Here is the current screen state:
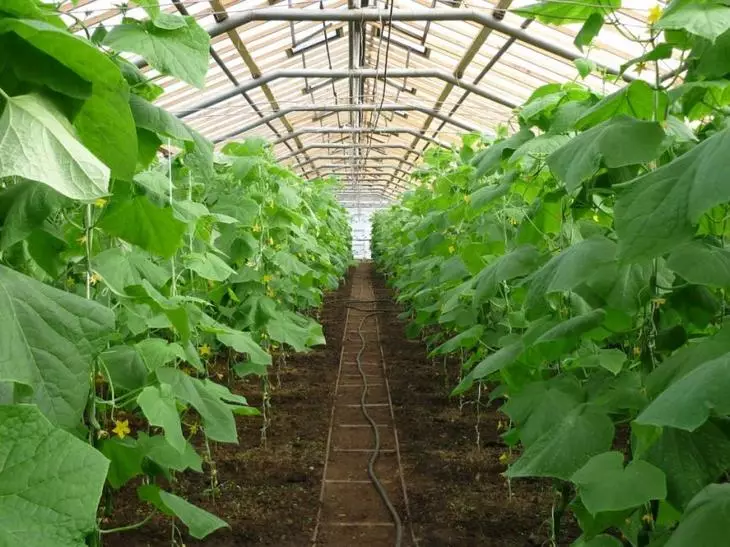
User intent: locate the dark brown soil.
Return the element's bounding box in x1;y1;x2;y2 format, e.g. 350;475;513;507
102;269;354;547
371;264;576;547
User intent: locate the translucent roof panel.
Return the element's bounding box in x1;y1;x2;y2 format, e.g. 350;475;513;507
57;0;679;200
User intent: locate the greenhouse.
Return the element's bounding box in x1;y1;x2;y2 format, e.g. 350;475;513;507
0;0;727;545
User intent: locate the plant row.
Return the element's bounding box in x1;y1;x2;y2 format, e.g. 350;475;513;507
0;2;351;545
373;2;730;546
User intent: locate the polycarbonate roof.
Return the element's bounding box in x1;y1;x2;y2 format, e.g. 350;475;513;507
58;0;679;201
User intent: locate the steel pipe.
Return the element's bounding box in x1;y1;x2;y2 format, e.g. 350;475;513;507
277;144;421;161
267;127;451;147
202;8;635;82
208;103;482;142
175;68;517;119
296;155;418;167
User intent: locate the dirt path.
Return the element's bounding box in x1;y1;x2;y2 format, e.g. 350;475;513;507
312;263;414;546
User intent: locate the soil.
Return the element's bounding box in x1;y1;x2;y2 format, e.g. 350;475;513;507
370;264;578;547
103;269;354;547
102;262;579;546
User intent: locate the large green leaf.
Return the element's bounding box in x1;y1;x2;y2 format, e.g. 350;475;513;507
104;16;209;88
184;252;235;282
644;421;730;509
136;384;186;453
473;246;543;302
667;240;730;287
215;329;272;366
507;405;614;480
666;484;730;547
100;345;148;392
472;129;534;179
615;127;730;261
138;485;228;539
98;196;186;258
636;354;730;431
0;266;114;428
0;404;109;546
575;81;667;129
525;236;616;314
0;94;109;200
156;368;238;444
656;0;730;42
128;94;193;142
0;180;65;250
548;116;665;191
93;247;170;295
450;343;522;395
571;451;667;514
514;0;619;25
266;310;325;352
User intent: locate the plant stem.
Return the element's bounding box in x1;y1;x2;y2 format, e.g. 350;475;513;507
99;513;154;534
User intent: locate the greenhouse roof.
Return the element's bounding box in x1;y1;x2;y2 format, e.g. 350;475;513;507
58;0;679;202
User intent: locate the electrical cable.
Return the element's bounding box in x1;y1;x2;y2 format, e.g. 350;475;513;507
350;307;404;547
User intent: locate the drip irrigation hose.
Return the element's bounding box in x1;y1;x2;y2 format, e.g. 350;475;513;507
350;307;404;547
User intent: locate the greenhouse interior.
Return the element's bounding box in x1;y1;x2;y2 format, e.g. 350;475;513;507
1;0;729;546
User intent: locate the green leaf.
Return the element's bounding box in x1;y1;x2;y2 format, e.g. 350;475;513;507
432;325;484;356
473;246;543;302
104;17;209;88
75;81;137;181
93;247;171;295
215;329;272;366
0;94;109;201
666;484;730;547
100;345;148;392
572;451;667;514
129;94;193;142
0;180;65;250
266;311;325;352
548;116;665;191
667;241;730;287
525;236;617;314
98;195;186;258
136;432;202;472
514;0;619;25
507;405;614;480
0;265;114;429
636;354;730;431
575;13;604;51
0;404;109;546
137;384;186;453
135;338;186;372
529;309;607;361
184;252;236;282
620;43;674;75
451;343;524;396
99;437;145;489
159;490;228;538
656;0;730;42
472;129;534;179
576;81;667;129
574;58;595;78
574;349;627;375
156;368;238;444
644;421;730;509
573;535;624;547
615;128;730;261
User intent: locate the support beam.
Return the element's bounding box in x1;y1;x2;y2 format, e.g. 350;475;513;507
277;143;421;161
266;127;451;148
176;68;517;120
201;8;636;83
295;155;418;168
210;103;481;142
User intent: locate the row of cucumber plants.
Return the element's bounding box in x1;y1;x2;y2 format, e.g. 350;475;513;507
0;2;351;546
373;2;730;546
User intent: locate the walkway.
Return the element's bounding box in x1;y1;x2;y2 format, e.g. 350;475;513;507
312;263;413;546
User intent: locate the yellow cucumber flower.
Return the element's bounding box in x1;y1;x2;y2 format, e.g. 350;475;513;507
198;344;213;358
648;5;662;25
112;419;131;439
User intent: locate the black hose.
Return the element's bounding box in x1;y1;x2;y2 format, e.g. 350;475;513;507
353;309;403;547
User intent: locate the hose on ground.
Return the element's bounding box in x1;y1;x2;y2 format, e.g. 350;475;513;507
350;308;404;547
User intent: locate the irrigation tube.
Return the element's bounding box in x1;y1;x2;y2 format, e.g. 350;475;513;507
353;309;403;547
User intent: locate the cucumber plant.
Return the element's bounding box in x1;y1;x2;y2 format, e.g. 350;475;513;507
373;2;730;546
0;2;351;545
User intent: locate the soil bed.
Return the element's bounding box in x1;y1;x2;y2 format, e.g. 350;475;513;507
371;265;576;547
103;269;353;547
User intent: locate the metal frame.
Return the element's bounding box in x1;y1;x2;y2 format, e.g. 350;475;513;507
105;2;680;198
